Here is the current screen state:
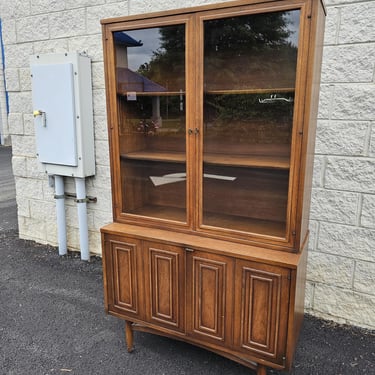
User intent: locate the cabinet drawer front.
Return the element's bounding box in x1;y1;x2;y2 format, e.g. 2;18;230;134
144;242;185;331
110;240;139;315
234;261;290;365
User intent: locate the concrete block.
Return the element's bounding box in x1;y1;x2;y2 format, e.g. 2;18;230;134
0;0;31;19
68;35;103;62
310;188;358;225
30;0;65;15
321;44;375;83
360;194;375;229
313;284;375;328
92;208;113;231
26;157;47;179
339;2;375;44
24;114;35;136
91;165;111;189
4;43;34;68
315;120;369;156
89;230;102;255
92;89;107;116
94;140;110;167
12;155;27;177
369;125;375;157
15;177;44;200
304;281;314;309
91;62;105;89
16;14;49;43
8;91;32;114
18;216;47;243
317;84;333;119
29;199;56;222
332;84;375;121
325;157;375;194
312;155;324;188
93;115;109;141
15;196;30;217
65;0;105;9
7;113;24;135
19;68;32;91
49;9;87;38
323;7;339;45
33;39;69;55
86;3;129;34
11;135;36;158
308;220;318;250
1;19;16;45
4;68;20;92
307;251;354;288
318;222;375;262
354;261;375;295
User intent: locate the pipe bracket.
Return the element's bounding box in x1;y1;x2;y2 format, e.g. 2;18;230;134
75;198;90;204
54;194;65;199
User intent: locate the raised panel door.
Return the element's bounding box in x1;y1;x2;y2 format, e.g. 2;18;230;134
234;260;290;365
186;250;233;345
143;242;185;332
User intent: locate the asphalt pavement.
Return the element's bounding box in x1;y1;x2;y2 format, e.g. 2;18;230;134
0;145;374;375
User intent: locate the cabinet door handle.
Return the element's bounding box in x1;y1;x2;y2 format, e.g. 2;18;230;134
194;128;199;135
185;247;195;252
188;129;193;135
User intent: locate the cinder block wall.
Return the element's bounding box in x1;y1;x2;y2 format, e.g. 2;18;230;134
0;0;374;329
305;0;375;329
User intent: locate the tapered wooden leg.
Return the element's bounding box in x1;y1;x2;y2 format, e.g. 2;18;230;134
125;321;134;353
257;364;267;375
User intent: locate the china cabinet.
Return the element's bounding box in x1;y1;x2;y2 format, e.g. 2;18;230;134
101;1;325;373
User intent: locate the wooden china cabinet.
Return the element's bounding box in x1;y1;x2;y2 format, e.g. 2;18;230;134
100;1;325;374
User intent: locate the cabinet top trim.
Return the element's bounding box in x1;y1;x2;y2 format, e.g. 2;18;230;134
101;223;304;268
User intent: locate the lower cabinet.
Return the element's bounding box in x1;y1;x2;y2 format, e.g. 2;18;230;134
102;229;304;374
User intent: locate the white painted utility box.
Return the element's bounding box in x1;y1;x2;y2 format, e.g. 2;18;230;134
30;52;95;177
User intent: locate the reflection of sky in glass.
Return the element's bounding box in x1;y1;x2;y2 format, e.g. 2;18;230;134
124;28;162;71
285;10;300;47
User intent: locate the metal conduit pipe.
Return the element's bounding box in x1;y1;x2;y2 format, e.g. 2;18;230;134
54;175;67;256
75;177;90;261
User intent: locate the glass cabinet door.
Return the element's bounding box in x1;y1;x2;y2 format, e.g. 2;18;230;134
201;10;300;238
115;24;187;223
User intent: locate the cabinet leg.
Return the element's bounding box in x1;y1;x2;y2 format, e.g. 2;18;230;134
256;364;267;375
125;321;134;353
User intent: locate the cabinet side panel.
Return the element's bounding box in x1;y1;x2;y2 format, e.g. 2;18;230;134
285;244;308;370
298;0;326;248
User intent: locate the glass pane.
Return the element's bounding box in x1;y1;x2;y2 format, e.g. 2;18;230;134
202;10;300;237
115;25;187;222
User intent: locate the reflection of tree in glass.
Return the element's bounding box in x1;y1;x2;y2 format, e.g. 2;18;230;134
137;11;298;90
138;25;185;91
204;94;294;144
204;11;299;89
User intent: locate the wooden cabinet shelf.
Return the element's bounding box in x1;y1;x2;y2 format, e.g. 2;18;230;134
204;153;290;169
121;151;290;169
205;87;295;95
118;91;185;96
121;151;186;164
101;1;325;374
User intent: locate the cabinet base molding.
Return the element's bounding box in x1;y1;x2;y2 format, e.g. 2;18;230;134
124;320;274;375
